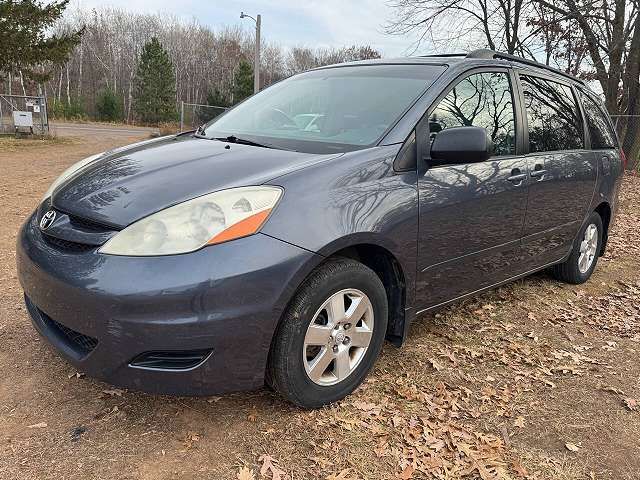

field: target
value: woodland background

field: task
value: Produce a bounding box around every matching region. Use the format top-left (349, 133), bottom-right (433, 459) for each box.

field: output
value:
top-left (1, 0), bottom-right (639, 167)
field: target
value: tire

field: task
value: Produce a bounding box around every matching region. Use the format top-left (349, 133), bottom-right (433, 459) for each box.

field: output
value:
top-left (552, 211), bottom-right (603, 284)
top-left (267, 258), bottom-right (388, 408)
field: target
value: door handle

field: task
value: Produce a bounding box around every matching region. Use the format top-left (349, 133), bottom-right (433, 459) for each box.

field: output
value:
top-left (507, 169), bottom-right (527, 185)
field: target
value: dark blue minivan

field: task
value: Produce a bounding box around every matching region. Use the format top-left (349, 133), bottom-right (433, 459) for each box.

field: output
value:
top-left (17, 50), bottom-right (624, 407)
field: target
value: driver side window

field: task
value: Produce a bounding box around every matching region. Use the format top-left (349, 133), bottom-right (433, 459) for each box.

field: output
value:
top-left (430, 72), bottom-right (516, 156)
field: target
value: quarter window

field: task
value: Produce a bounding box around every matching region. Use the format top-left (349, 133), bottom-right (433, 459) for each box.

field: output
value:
top-left (579, 92), bottom-right (617, 149)
top-left (430, 72), bottom-right (516, 156)
top-left (521, 76), bottom-right (584, 152)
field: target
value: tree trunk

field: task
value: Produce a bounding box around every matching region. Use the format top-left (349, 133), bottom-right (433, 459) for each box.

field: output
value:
top-left (620, 11), bottom-right (640, 170)
top-left (66, 64), bottom-right (71, 104)
top-left (19, 71), bottom-right (26, 96)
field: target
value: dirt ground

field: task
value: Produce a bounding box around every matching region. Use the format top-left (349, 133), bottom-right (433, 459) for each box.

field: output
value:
top-left (1, 127), bottom-right (639, 480)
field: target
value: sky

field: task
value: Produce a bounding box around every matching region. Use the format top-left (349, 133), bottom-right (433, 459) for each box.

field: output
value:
top-left (70, 0), bottom-right (424, 57)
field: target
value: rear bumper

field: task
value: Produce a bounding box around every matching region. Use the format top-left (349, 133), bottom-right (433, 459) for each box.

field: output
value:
top-left (17, 212), bottom-right (321, 395)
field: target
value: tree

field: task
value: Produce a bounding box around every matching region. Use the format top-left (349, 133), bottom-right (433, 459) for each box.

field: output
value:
top-left (385, 0), bottom-right (535, 55)
top-left (532, 0), bottom-right (640, 169)
top-left (206, 88), bottom-right (228, 108)
top-left (96, 88), bottom-right (122, 121)
top-left (133, 37), bottom-right (176, 124)
top-left (0, 0), bottom-right (82, 82)
top-left (232, 60), bottom-right (254, 104)
top-left (385, 0), bottom-right (640, 169)
top-left (195, 88), bottom-right (228, 124)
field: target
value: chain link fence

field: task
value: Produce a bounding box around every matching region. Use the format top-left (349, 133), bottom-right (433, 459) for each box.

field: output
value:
top-left (0, 94), bottom-right (49, 135)
top-left (179, 102), bottom-right (228, 133)
top-left (611, 115), bottom-right (640, 170)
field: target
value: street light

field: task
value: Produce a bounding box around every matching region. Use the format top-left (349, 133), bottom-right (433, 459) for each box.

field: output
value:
top-left (240, 11), bottom-right (261, 94)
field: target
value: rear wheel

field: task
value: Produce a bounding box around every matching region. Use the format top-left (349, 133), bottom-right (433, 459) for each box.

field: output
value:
top-left (552, 211), bottom-right (603, 284)
top-left (267, 259), bottom-right (388, 408)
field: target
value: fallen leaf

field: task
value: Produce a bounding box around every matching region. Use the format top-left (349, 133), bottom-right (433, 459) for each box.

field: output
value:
top-left (326, 469), bottom-right (355, 480)
top-left (513, 416), bottom-right (525, 428)
top-left (511, 460), bottom-right (529, 477)
top-left (602, 386), bottom-right (626, 395)
top-left (565, 442), bottom-right (580, 452)
top-left (429, 358), bottom-right (444, 371)
top-left (207, 396), bottom-right (222, 403)
top-left (624, 398), bottom-right (638, 411)
top-left (102, 389), bottom-right (124, 397)
top-left (27, 422), bottom-right (47, 429)
top-left (352, 401), bottom-right (381, 416)
top-left (397, 465), bottom-right (415, 479)
top-left (237, 466), bottom-right (255, 480)
top-left (259, 454), bottom-right (286, 480)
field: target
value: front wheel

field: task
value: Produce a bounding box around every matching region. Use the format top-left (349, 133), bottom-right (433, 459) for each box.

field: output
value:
top-left (267, 259), bottom-right (388, 408)
top-left (552, 211), bottom-right (603, 284)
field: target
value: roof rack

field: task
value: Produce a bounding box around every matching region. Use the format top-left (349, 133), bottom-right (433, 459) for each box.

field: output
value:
top-left (420, 53), bottom-right (467, 58)
top-left (466, 49), bottom-right (584, 84)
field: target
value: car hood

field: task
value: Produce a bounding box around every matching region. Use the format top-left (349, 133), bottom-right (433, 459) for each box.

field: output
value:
top-left (52, 135), bottom-right (340, 228)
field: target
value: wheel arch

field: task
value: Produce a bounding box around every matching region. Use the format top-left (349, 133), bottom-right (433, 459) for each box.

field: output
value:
top-left (320, 241), bottom-right (408, 347)
top-left (594, 201), bottom-right (612, 256)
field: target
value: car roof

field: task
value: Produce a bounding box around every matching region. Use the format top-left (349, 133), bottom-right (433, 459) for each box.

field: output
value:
top-left (315, 50), bottom-right (585, 87)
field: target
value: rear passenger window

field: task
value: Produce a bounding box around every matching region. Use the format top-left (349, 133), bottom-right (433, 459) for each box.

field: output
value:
top-left (521, 75), bottom-right (584, 152)
top-left (579, 92), bottom-right (617, 149)
top-left (430, 72), bottom-right (516, 156)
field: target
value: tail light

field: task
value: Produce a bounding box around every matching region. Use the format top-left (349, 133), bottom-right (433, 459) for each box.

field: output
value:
top-left (620, 148), bottom-right (627, 171)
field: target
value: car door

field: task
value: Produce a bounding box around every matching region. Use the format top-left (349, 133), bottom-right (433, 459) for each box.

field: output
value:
top-left (415, 69), bottom-right (529, 310)
top-left (517, 73), bottom-right (597, 269)
top-left (577, 89), bottom-right (620, 203)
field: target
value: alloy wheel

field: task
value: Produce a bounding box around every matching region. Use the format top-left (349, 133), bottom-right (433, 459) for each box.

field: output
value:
top-left (578, 223), bottom-right (598, 274)
top-left (303, 289), bottom-right (374, 386)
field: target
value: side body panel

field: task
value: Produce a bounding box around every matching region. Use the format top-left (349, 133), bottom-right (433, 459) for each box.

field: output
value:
top-left (413, 66), bottom-right (530, 310)
top-left (514, 70), bottom-right (599, 267)
top-left (520, 151), bottom-right (598, 267)
top-left (415, 158), bottom-right (529, 309)
top-left (261, 144), bottom-right (419, 308)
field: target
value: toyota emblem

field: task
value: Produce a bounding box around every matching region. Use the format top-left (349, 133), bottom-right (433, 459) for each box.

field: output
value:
top-left (40, 210), bottom-right (57, 230)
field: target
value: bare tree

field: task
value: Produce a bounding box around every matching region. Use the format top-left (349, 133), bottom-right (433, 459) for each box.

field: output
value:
top-left (385, 0), bottom-right (534, 55)
top-left (533, 0), bottom-right (640, 168)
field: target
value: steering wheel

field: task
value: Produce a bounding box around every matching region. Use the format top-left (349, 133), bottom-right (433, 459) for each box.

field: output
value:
top-left (263, 108), bottom-right (296, 128)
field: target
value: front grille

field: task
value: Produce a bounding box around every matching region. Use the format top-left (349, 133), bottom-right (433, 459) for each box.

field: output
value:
top-left (68, 214), bottom-right (114, 233)
top-left (42, 234), bottom-right (95, 253)
top-left (39, 308), bottom-right (98, 354)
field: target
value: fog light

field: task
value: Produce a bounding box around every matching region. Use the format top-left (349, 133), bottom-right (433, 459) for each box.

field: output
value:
top-left (129, 349), bottom-right (212, 371)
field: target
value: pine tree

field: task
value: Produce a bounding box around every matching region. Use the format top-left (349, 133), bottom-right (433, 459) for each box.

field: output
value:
top-left (232, 61), bottom-right (254, 104)
top-left (206, 88), bottom-right (228, 108)
top-left (133, 37), bottom-right (176, 124)
top-left (96, 88), bottom-right (122, 121)
top-left (0, 0), bottom-right (83, 82)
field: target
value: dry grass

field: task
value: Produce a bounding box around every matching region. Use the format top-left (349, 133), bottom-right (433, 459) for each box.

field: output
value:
top-left (0, 135), bottom-right (74, 152)
top-left (158, 121), bottom-right (180, 136)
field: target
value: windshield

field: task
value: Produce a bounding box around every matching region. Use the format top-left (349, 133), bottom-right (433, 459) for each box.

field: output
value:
top-left (202, 64), bottom-right (447, 154)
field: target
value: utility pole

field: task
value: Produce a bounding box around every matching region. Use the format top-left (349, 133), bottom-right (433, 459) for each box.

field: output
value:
top-left (241, 12), bottom-right (261, 94)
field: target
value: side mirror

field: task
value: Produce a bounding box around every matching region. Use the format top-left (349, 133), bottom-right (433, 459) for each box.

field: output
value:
top-left (429, 126), bottom-right (494, 165)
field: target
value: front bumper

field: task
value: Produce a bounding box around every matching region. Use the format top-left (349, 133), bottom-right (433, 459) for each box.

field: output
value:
top-left (17, 212), bottom-right (321, 395)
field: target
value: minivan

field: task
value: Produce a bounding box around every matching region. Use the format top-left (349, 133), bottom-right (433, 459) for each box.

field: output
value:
top-left (17, 49), bottom-right (624, 408)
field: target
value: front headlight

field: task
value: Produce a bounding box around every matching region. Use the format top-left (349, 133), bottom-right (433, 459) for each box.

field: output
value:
top-left (99, 186), bottom-right (283, 256)
top-left (42, 152), bottom-right (105, 200)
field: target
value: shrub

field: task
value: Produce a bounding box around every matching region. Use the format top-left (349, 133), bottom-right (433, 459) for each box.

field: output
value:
top-left (96, 88), bottom-right (122, 122)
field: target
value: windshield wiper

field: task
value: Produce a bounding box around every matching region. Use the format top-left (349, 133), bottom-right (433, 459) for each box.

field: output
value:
top-left (212, 135), bottom-right (274, 149)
